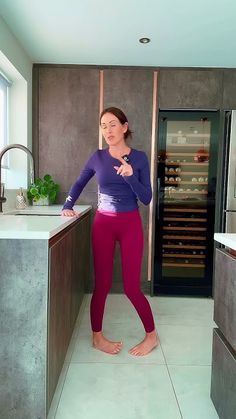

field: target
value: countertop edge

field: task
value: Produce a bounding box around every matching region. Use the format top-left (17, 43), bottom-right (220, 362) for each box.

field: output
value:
top-left (48, 207), bottom-right (91, 239)
top-left (0, 205), bottom-right (92, 239)
top-left (214, 233), bottom-right (236, 251)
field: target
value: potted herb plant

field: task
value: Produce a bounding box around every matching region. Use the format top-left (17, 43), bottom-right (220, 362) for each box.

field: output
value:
top-left (27, 174), bottom-right (60, 205)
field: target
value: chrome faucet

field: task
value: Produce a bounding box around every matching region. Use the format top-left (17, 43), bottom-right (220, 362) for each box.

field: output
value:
top-left (0, 144), bottom-right (35, 212)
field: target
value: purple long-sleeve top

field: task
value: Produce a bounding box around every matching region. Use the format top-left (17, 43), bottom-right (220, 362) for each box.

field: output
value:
top-left (62, 148), bottom-right (152, 212)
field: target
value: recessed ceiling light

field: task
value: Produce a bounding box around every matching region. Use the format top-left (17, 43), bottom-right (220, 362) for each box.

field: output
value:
top-left (139, 37), bottom-right (151, 44)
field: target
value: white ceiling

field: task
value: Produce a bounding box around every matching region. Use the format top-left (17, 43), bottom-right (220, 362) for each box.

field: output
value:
top-left (0, 0), bottom-right (236, 67)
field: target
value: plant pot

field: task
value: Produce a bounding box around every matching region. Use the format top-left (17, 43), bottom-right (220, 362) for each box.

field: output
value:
top-left (33, 197), bottom-right (50, 206)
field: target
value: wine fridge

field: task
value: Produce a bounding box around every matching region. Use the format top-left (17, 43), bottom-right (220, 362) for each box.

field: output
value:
top-left (153, 110), bottom-right (220, 296)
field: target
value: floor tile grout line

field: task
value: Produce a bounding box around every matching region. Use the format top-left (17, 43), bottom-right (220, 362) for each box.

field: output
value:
top-left (158, 339), bottom-right (184, 419)
top-left (157, 323), bottom-right (215, 328)
top-left (49, 362), bottom-right (71, 419)
top-left (165, 363), bottom-right (184, 419)
top-left (48, 295), bottom-right (89, 419)
top-left (166, 363), bottom-right (212, 367)
top-left (106, 324), bottom-right (215, 329)
top-left (78, 322), bottom-right (216, 329)
top-left (69, 361), bottom-right (167, 365)
top-left (68, 360), bottom-right (212, 366)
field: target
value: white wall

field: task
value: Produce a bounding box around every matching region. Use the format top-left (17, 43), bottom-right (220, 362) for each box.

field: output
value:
top-left (0, 15), bottom-right (32, 209)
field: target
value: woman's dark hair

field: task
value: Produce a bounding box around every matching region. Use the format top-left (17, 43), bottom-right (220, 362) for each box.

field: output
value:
top-left (100, 107), bottom-right (132, 140)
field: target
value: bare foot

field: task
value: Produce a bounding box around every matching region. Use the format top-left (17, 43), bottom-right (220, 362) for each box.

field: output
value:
top-left (129, 330), bottom-right (159, 356)
top-left (93, 331), bottom-right (123, 355)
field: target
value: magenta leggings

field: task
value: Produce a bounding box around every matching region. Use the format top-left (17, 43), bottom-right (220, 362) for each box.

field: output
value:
top-left (90, 209), bottom-right (155, 333)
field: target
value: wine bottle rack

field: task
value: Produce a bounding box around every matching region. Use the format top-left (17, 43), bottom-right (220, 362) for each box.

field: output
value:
top-left (161, 204), bottom-right (208, 269)
top-left (161, 149), bottom-right (209, 270)
top-left (162, 184), bottom-right (208, 270)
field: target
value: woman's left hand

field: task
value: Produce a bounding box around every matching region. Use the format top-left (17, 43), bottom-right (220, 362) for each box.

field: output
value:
top-left (114, 157), bottom-right (133, 177)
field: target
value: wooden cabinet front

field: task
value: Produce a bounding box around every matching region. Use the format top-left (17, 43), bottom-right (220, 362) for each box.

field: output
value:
top-left (47, 214), bottom-right (90, 409)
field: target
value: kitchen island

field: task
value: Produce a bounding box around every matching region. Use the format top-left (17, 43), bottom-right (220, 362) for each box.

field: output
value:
top-left (0, 205), bottom-right (91, 419)
top-left (211, 233), bottom-right (236, 419)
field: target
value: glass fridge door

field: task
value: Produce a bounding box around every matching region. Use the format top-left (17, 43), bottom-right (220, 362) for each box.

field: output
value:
top-left (154, 111), bottom-right (219, 296)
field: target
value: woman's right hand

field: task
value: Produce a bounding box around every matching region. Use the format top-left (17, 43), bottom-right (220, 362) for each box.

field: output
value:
top-left (61, 209), bottom-right (80, 218)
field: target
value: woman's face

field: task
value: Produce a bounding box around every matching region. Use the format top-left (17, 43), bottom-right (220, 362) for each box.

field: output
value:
top-left (100, 112), bottom-right (128, 147)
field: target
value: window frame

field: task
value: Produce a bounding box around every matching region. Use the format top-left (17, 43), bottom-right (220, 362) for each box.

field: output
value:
top-left (0, 72), bottom-right (11, 168)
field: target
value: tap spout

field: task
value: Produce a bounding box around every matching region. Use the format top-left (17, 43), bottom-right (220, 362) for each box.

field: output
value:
top-left (0, 144), bottom-right (35, 212)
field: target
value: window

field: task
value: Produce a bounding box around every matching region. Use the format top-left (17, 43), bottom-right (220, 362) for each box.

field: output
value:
top-left (0, 72), bottom-right (11, 166)
top-left (0, 52), bottom-right (28, 190)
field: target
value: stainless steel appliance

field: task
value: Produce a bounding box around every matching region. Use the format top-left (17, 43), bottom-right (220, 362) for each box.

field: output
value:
top-left (224, 111), bottom-right (236, 232)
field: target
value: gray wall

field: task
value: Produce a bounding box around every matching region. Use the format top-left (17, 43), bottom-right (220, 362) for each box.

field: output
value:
top-left (158, 68), bottom-right (236, 110)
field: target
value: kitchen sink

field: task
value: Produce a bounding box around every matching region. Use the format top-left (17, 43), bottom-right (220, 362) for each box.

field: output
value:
top-left (13, 213), bottom-right (61, 216)
top-left (2, 210), bottom-right (62, 216)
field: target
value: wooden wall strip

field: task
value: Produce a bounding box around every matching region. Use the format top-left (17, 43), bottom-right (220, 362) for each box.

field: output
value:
top-left (148, 71), bottom-right (158, 281)
top-left (99, 70), bottom-right (104, 149)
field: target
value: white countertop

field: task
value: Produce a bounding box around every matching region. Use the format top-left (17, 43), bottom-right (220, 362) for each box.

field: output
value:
top-left (0, 205), bottom-right (92, 239)
top-left (214, 233), bottom-right (236, 251)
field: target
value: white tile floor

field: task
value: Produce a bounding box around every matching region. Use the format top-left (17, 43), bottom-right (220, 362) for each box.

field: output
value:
top-left (48, 294), bottom-right (219, 419)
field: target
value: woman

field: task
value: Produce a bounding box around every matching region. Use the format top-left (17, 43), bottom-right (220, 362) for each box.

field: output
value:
top-left (62, 107), bottom-right (158, 356)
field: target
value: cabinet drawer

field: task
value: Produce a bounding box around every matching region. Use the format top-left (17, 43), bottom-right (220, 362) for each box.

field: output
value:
top-left (214, 249), bottom-right (236, 351)
top-left (211, 328), bottom-right (236, 419)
